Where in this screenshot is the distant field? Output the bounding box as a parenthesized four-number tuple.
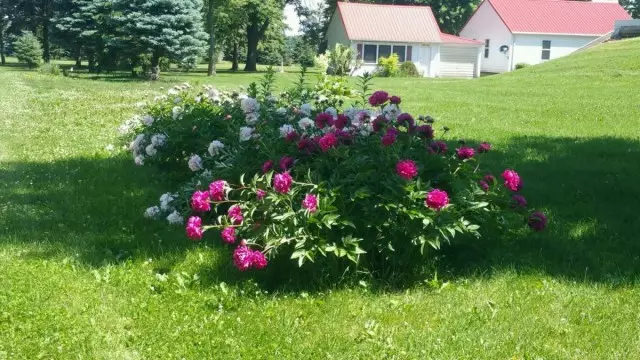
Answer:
(1, 39, 640, 359)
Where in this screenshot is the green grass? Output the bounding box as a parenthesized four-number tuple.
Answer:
(1, 39, 640, 359)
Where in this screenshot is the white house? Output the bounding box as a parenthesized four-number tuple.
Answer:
(326, 2, 484, 78)
(460, 0, 632, 73)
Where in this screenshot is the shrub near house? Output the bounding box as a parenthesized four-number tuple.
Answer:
(123, 74, 547, 275)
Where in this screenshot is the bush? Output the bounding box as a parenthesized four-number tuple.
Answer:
(38, 63, 61, 76)
(326, 44, 354, 76)
(400, 61, 420, 77)
(122, 72, 547, 277)
(314, 53, 329, 73)
(13, 31, 42, 68)
(515, 63, 529, 70)
(377, 53, 400, 77)
(297, 45, 316, 68)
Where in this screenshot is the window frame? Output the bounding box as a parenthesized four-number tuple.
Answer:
(484, 39, 490, 58)
(541, 40, 551, 60)
(359, 43, 410, 64)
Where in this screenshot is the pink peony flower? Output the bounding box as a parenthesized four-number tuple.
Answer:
(396, 113, 414, 127)
(528, 211, 548, 231)
(396, 160, 418, 180)
(209, 180, 227, 201)
(190, 190, 211, 212)
(233, 245, 253, 271)
(456, 146, 475, 160)
(252, 251, 268, 269)
(228, 205, 243, 225)
(478, 142, 491, 153)
(373, 115, 387, 132)
(334, 114, 348, 130)
(318, 132, 338, 152)
(302, 193, 318, 213)
(484, 174, 496, 184)
(186, 216, 203, 240)
(429, 141, 448, 154)
(415, 125, 434, 139)
(315, 112, 333, 129)
(273, 172, 293, 194)
(262, 160, 274, 173)
(479, 180, 489, 192)
(221, 227, 236, 244)
(256, 189, 267, 200)
(285, 131, 299, 143)
(279, 156, 295, 171)
(512, 195, 527, 208)
(389, 95, 401, 105)
(502, 169, 522, 192)
(369, 91, 390, 107)
(425, 189, 449, 211)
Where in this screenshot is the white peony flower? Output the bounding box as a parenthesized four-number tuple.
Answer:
(151, 134, 167, 147)
(144, 206, 160, 218)
(172, 106, 183, 120)
(188, 154, 203, 172)
(134, 155, 145, 166)
(201, 169, 213, 179)
(130, 134, 145, 152)
(159, 193, 175, 211)
(142, 114, 154, 126)
(240, 97, 260, 114)
(105, 144, 115, 152)
(279, 124, 295, 138)
(276, 107, 287, 115)
(208, 140, 225, 156)
(266, 95, 277, 102)
(154, 95, 168, 102)
(298, 117, 314, 129)
(245, 112, 260, 125)
(194, 96, 202, 103)
(324, 107, 338, 117)
(383, 104, 399, 121)
(239, 127, 254, 142)
(299, 103, 312, 116)
(173, 97, 182, 104)
(168, 88, 180, 95)
(145, 144, 157, 156)
(166, 210, 183, 225)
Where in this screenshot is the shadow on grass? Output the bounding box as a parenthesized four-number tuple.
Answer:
(1, 136, 639, 292)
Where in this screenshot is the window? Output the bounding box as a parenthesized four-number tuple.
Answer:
(541, 40, 551, 60)
(378, 45, 391, 59)
(393, 45, 406, 62)
(363, 44, 377, 63)
(484, 39, 490, 58)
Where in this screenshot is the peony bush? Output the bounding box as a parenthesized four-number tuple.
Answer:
(122, 71, 547, 274)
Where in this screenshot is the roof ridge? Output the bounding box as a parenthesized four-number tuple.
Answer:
(337, 1, 432, 9)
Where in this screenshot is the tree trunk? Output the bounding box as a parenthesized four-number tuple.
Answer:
(244, 14, 269, 72)
(88, 53, 95, 73)
(231, 40, 239, 71)
(42, 0, 50, 63)
(150, 51, 161, 80)
(74, 46, 82, 67)
(206, 0, 216, 76)
(0, 37, 5, 66)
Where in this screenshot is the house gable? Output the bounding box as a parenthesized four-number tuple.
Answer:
(326, 8, 350, 50)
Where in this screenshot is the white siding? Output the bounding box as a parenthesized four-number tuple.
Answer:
(326, 11, 349, 50)
(460, 0, 513, 73)
(439, 46, 479, 78)
(350, 42, 427, 77)
(511, 34, 598, 67)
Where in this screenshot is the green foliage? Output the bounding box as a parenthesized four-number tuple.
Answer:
(38, 62, 61, 75)
(377, 53, 400, 77)
(13, 31, 42, 67)
(400, 61, 420, 77)
(515, 63, 529, 70)
(326, 44, 354, 76)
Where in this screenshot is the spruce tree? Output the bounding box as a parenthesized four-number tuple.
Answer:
(13, 30, 42, 67)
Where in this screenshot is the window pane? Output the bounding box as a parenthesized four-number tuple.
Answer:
(393, 45, 406, 62)
(485, 39, 490, 58)
(542, 49, 550, 60)
(542, 40, 551, 49)
(363, 45, 377, 63)
(378, 45, 391, 59)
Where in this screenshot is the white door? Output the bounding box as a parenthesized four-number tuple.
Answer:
(439, 46, 478, 78)
(417, 46, 431, 77)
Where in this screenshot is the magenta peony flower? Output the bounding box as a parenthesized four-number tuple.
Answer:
(209, 180, 227, 201)
(315, 112, 333, 129)
(221, 227, 236, 244)
(273, 172, 293, 194)
(334, 114, 348, 130)
(396, 113, 414, 127)
(425, 189, 449, 211)
(373, 115, 387, 132)
(382, 128, 398, 146)
(256, 189, 267, 200)
(302, 193, 318, 213)
(190, 190, 211, 212)
(262, 160, 274, 173)
(479, 180, 489, 192)
(186, 216, 203, 240)
(233, 245, 253, 271)
(228, 205, 243, 225)
(369, 91, 390, 107)
(318, 132, 338, 152)
(389, 95, 401, 105)
(512, 195, 527, 208)
(396, 160, 418, 180)
(279, 156, 295, 171)
(429, 141, 448, 154)
(297, 138, 316, 153)
(478, 142, 491, 153)
(415, 125, 434, 139)
(528, 211, 548, 231)
(251, 251, 268, 269)
(484, 174, 496, 184)
(502, 169, 522, 192)
(285, 131, 299, 143)
(456, 146, 475, 160)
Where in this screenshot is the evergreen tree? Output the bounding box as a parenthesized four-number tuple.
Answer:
(13, 30, 42, 67)
(115, 0, 207, 76)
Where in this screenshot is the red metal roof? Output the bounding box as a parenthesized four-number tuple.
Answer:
(336, 2, 482, 44)
(488, 0, 632, 35)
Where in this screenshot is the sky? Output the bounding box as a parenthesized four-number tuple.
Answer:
(283, 0, 326, 36)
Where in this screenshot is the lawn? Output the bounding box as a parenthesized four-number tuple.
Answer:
(1, 38, 640, 359)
